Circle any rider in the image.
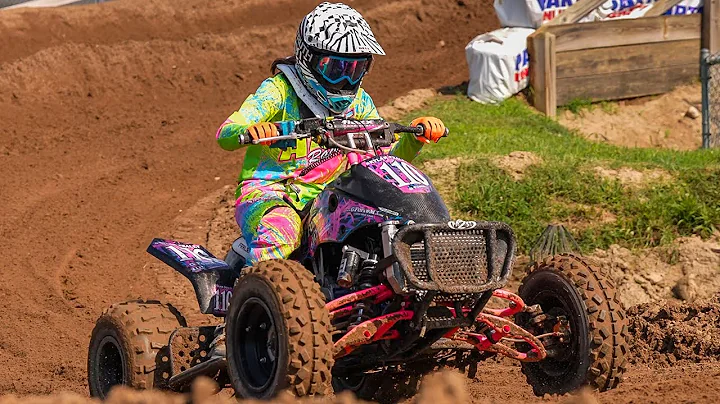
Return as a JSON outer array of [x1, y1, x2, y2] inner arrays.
[[211, 1, 446, 361], [216, 2, 446, 269]]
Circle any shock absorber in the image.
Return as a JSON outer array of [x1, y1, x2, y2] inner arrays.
[[356, 254, 378, 290], [349, 254, 380, 328], [349, 299, 374, 328], [337, 246, 369, 288]]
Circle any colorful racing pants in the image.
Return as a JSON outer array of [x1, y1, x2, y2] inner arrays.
[[234, 192, 302, 266]]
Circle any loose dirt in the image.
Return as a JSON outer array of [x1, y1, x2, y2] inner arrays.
[[628, 297, 720, 367], [1, 0, 719, 403], [558, 84, 703, 150], [590, 235, 720, 307]]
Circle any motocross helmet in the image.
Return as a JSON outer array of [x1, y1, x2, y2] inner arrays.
[[295, 2, 385, 114]]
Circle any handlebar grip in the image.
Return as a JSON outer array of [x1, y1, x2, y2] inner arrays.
[[391, 124, 424, 134]]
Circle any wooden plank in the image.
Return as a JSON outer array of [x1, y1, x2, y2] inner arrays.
[[545, 33, 557, 118], [528, 31, 557, 117], [703, 0, 720, 53], [545, 0, 606, 26], [556, 64, 698, 104], [547, 14, 701, 52], [643, 0, 685, 17], [556, 39, 699, 79], [528, 31, 545, 115]]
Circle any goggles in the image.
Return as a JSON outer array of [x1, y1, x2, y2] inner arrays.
[[313, 55, 372, 86]]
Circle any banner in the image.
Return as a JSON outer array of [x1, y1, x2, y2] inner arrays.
[[495, 0, 703, 27]]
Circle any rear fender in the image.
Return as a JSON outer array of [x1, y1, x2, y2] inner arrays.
[[147, 238, 239, 316]]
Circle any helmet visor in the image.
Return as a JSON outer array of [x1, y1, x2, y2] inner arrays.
[[314, 55, 372, 86]]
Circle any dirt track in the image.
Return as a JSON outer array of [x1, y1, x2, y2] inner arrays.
[[0, 0, 718, 402]]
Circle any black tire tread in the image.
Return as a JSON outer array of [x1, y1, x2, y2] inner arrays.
[[521, 254, 629, 393], [238, 259, 333, 396], [88, 299, 186, 392]]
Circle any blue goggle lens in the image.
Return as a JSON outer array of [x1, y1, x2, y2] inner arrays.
[[315, 56, 371, 85]]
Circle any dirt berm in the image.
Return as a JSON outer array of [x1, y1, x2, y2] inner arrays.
[[1, 0, 720, 403]]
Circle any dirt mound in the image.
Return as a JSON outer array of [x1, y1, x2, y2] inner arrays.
[[558, 84, 703, 150], [592, 166, 673, 188], [590, 235, 720, 307], [378, 88, 438, 120], [628, 297, 720, 366], [419, 157, 470, 216], [494, 151, 542, 180]]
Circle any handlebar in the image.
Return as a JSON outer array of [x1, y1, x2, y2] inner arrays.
[[237, 118, 446, 152]]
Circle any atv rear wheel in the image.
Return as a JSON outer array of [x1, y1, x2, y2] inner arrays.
[[226, 259, 333, 399], [87, 300, 187, 398], [517, 254, 629, 395]]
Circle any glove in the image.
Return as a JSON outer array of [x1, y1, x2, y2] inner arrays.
[[411, 117, 446, 144], [247, 122, 279, 143]]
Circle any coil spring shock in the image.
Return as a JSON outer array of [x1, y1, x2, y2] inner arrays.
[[357, 256, 378, 290], [350, 299, 374, 328]]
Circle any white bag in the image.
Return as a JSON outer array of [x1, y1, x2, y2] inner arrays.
[[465, 28, 535, 104], [494, 0, 543, 28]]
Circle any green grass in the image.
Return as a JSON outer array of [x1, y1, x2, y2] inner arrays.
[[563, 98, 594, 115], [406, 96, 720, 253]]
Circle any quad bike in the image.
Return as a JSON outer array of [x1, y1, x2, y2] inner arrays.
[[88, 117, 629, 401]]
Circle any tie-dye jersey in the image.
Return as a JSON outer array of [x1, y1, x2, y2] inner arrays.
[[216, 73, 424, 210]]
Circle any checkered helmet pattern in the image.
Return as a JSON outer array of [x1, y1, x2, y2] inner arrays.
[[294, 2, 384, 113]]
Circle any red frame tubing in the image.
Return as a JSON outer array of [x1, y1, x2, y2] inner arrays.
[[440, 289, 525, 318], [326, 284, 390, 313], [447, 313, 547, 362], [326, 287, 537, 361], [332, 310, 414, 359], [329, 306, 354, 321], [483, 289, 525, 317]]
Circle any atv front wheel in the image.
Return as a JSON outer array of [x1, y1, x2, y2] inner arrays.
[[517, 254, 629, 395], [87, 300, 187, 398], [226, 259, 333, 399]]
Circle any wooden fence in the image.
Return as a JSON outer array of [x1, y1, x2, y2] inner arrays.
[[529, 0, 717, 117]]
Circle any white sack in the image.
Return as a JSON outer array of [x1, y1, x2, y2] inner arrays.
[[466, 28, 535, 104], [494, 0, 543, 28]]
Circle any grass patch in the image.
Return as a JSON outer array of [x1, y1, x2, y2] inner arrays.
[[408, 96, 720, 253], [599, 101, 619, 115], [563, 98, 594, 115]]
